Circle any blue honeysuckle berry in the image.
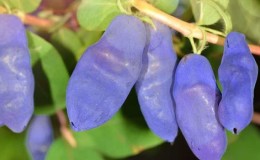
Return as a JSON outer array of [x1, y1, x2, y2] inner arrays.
[[173, 54, 227, 160], [135, 20, 178, 143], [0, 14, 34, 133], [26, 116, 53, 160], [218, 32, 258, 134], [66, 14, 147, 131]]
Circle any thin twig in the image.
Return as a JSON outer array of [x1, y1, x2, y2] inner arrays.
[[23, 14, 53, 28], [252, 112, 260, 125], [0, 5, 53, 28], [56, 110, 77, 148], [131, 0, 260, 55]]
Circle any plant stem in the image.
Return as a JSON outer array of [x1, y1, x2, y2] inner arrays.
[[188, 36, 198, 53], [131, 0, 260, 55], [0, 5, 53, 28], [23, 14, 53, 28], [56, 110, 77, 148], [252, 113, 260, 125]]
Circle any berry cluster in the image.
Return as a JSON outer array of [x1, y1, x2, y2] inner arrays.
[[0, 12, 258, 160], [66, 15, 179, 143], [66, 14, 258, 160]]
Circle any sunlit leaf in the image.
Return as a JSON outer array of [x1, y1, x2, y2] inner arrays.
[[190, 0, 229, 25], [0, 0, 41, 13]]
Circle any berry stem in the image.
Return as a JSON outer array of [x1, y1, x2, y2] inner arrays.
[[23, 14, 53, 28], [131, 0, 260, 55], [0, 5, 53, 28], [56, 110, 77, 148], [252, 113, 260, 125], [188, 36, 198, 53]]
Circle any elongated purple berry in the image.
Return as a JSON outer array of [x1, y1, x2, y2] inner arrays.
[[173, 54, 227, 160], [26, 116, 53, 160], [135, 20, 178, 142], [66, 15, 147, 131], [218, 32, 258, 134], [0, 14, 34, 133]]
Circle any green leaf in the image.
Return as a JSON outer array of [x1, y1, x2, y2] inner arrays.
[[85, 113, 163, 158], [46, 138, 104, 160], [238, 0, 260, 18], [0, 127, 30, 160], [223, 125, 260, 160], [190, 0, 229, 25], [51, 28, 103, 66], [228, 0, 260, 44], [148, 0, 179, 14], [27, 31, 69, 115], [0, 0, 41, 13], [51, 28, 83, 73], [76, 29, 103, 48], [77, 0, 122, 31], [75, 29, 103, 60], [51, 28, 83, 57]]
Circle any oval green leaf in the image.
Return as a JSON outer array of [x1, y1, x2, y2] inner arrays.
[[27, 31, 69, 115], [75, 29, 103, 60], [51, 28, 83, 73], [77, 0, 121, 31], [84, 112, 163, 158], [46, 138, 104, 160], [190, 0, 229, 25]]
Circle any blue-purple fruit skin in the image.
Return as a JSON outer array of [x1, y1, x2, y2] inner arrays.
[[218, 32, 258, 134], [0, 14, 34, 133], [135, 20, 178, 142], [173, 54, 227, 160], [26, 116, 53, 160], [66, 15, 147, 131]]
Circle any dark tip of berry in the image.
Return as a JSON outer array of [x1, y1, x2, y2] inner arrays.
[[71, 122, 75, 127], [233, 128, 237, 134]]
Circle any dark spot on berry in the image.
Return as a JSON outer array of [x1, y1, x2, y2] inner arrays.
[[233, 128, 237, 134]]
